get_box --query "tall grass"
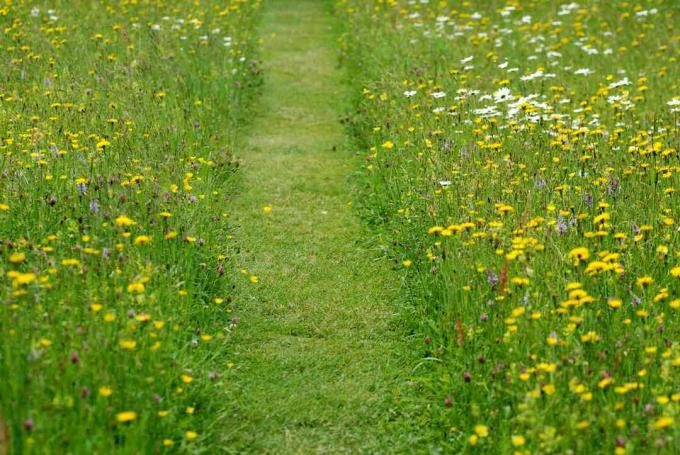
[0,0,261,451]
[339,0,680,452]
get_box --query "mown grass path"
[219,0,424,452]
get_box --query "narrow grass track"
[218,0,427,452]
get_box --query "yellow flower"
[263,206,273,214]
[163,439,174,447]
[653,416,674,430]
[607,298,623,309]
[511,276,530,286]
[249,275,259,283]
[127,282,145,293]
[185,431,198,440]
[0,203,9,211]
[568,247,590,264]
[134,235,151,246]
[61,258,81,267]
[96,139,111,150]
[580,331,599,343]
[115,411,137,422]
[11,272,37,286]
[670,266,680,278]
[99,386,113,397]
[511,435,526,447]
[115,215,137,227]
[636,276,654,287]
[181,374,193,384]
[119,339,137,350]
[9,253,26,264]
[402,259,413,267]
[474,424,489,438]
[381,140,394,149]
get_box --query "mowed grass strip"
[218,0,430,453]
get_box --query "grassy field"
[1,0,679,453]
[0,0,261,451]
[337,0,680,453]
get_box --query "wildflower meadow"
[338,0,679,453]
[0,0,678,453]
[0,0,261,452]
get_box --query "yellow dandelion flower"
[127,282,145,293]
[511,435,525,447]
[607,298,623,309]
[568,247,590,264]
[119,339,137,350]
[61,258,81,267]
[653,416,674,430]
[99,386,113,397]
[115,411,137,422]
[134,235,151,246]
[474,424,489,438]
[9,253,26,264]
[115,215,136,227]
[636,276,654,287]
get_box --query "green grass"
[215,0,433,452]
[337,0,680,453]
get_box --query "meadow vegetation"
[0,0,261,451]
[2,0,680,453]
[338,0,680,452]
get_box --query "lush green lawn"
[338,0,679,453]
